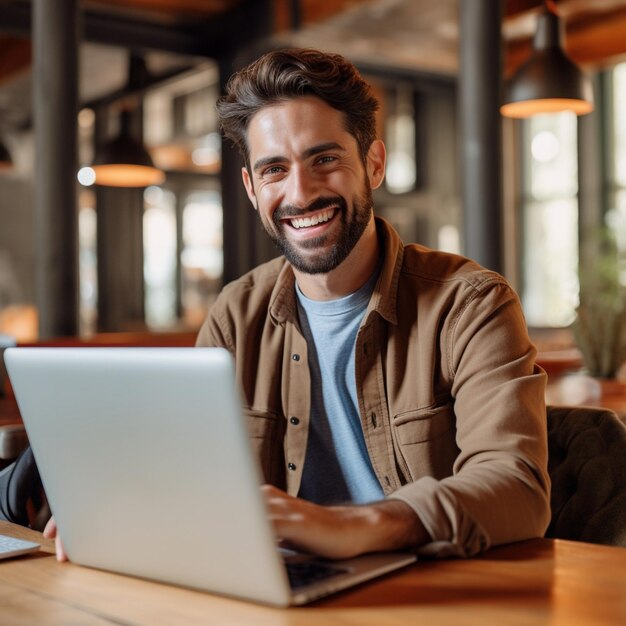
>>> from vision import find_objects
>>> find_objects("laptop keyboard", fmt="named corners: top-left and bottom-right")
top-left (0, 534), bottom-right (40, 560)
top-left (285, 560), bottom-right (349, 589)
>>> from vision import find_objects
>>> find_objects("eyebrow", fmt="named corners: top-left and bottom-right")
top-left (252, 142), bottom-right (346, 173)
top-left (302, 142), bottom-right (345, 160)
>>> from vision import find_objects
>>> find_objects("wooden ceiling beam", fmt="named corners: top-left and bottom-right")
top-left (86, 0), bottom-right (236, 20)
top-left (566, 8), bottom-right (626, 66)
top-left (505, 7), bottom-right (626, 73)
top-left (0, 0), bottom-right (270, 58)
top-left (273, 0), bottom-right (374, 33)
top-left (505, 0), bottom-right (543, 18)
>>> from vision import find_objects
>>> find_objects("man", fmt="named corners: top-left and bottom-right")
top-left (46, 48), bottom-right (550, 560)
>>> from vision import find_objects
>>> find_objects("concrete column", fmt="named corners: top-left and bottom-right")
top-left (459, 0), bottom-right (504, 273)
top-left (32, 0), bottom-right (79, 337)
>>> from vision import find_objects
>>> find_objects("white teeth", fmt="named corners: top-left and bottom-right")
top-left (290, 209), bottom-right (334, 229)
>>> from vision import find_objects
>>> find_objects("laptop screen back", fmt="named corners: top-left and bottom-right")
top-left (6, 347), bottom-right (292, 605)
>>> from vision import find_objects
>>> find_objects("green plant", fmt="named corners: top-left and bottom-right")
top-left (571, 227), bottom-right (626, 378)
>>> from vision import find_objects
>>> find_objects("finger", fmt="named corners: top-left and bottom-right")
top-left (42, 516), bottom-right (57, 539)
top-left (43, 516), bottom-right (68, 561)
top-left (260, 484), bottom-right (288, 500)
top-left (261, 485), bottom-right (295, 513)
top-left (55, 533), bottom-right (68, 562)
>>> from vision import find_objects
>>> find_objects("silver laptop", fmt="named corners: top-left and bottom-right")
top-left (5, 347), bottom-right (416, 606)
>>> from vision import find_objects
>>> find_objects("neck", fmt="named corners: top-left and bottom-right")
top-left (294, 216), bottom-right (380, 301)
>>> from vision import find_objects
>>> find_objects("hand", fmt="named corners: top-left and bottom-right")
top-left (261, 484), bottom-right (428, 559)
top-left (43, 516), bottom-right (68, 562)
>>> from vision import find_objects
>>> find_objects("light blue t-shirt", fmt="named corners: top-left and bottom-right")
top-left (296, 270), bottom-right (385, 505)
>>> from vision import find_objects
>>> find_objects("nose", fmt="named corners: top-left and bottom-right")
top-left (284, 165), bottom-right (318, 209)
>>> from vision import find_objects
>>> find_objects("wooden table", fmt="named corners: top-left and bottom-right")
top-left (1, 522), bottom-right (625, 625)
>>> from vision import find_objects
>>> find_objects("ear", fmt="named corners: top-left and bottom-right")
top-left (241, 166), bottom-right (257, 210)
top-left (365, 139), bottom-right (386, 190)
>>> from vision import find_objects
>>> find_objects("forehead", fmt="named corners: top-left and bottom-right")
top-left (246, 96), bottom-right (356, 159)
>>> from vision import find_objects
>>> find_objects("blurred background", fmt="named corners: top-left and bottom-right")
top-left (0, 0), bottom-right (624, 363)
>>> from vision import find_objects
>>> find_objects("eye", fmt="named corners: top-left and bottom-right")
top-left (261, 165), bottom-right (286, 177)
top-left (316, 155), bottom-right (337, 165)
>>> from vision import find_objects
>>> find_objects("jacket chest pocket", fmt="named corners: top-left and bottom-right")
top-left (392, 404), bottom-right (459, 482)
top-left (244, 409), bottom-right (286, 489)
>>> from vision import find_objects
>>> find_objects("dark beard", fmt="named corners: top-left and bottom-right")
top-left (262, 184), bottom-right (374, 275)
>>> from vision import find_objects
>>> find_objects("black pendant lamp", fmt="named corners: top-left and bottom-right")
top-left (91, 54), bottom-right (165, 187)
top-left (501, 1), bottom-right (594, 118)
top-left (91, 108), bottom-right (165, 187)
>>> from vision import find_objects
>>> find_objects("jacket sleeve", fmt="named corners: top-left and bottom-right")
top-left (389, 279), bottom-right (551, 557)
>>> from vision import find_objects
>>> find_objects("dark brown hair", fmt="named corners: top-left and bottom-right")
top-left (216, 48), bottom-right (379, 166)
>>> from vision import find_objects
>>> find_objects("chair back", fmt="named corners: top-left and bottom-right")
top-left (547, 405), bottom-right (626, 546)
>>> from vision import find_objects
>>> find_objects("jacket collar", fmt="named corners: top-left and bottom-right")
top-left (368, 217), bottom-right (404, 325)
top-left (268, 216), bottom-right (404, 327)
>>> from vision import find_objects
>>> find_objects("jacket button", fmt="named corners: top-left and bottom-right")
top-left (292, 354), bottom-right (300, 361)
top-left (290, 416), bottom-right (300, 425)
top-left (287, 462), bottom-right (297, 471)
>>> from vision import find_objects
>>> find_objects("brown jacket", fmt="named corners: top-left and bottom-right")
top-left (196, 218), bottom-right (551, 557)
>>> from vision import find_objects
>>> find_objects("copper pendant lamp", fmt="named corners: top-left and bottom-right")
top-left (91, 108), bottom-right (165, 187)
top-left (91, 54), bottom-right (165, 187)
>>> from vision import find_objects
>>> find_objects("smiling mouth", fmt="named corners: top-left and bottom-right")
top-left (287, 208), bottom-right (336, 230)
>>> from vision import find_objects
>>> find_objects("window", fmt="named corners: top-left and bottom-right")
top-left (385, 84), bottom-right (418, 194)
top-left (519, 61), bottom-right (626, 330)
top-left (142, 184), bottom-right (224, 330)
top-left (609, 63), bottom-right (626, 277)
top-left (180, 190), bottom-right (223, 327)
top-left (78, 189), bottom-right (98, 335)
top-left (143, 186), bottom-right (178, 328)
top-left (520, 113), bottom-right (580, 327)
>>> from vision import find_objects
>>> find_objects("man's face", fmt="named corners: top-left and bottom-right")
top-left (241, 96), bottom-right (385, 275)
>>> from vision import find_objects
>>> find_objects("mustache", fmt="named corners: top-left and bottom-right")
top-left (273, 196), bottom-right (346, 222)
